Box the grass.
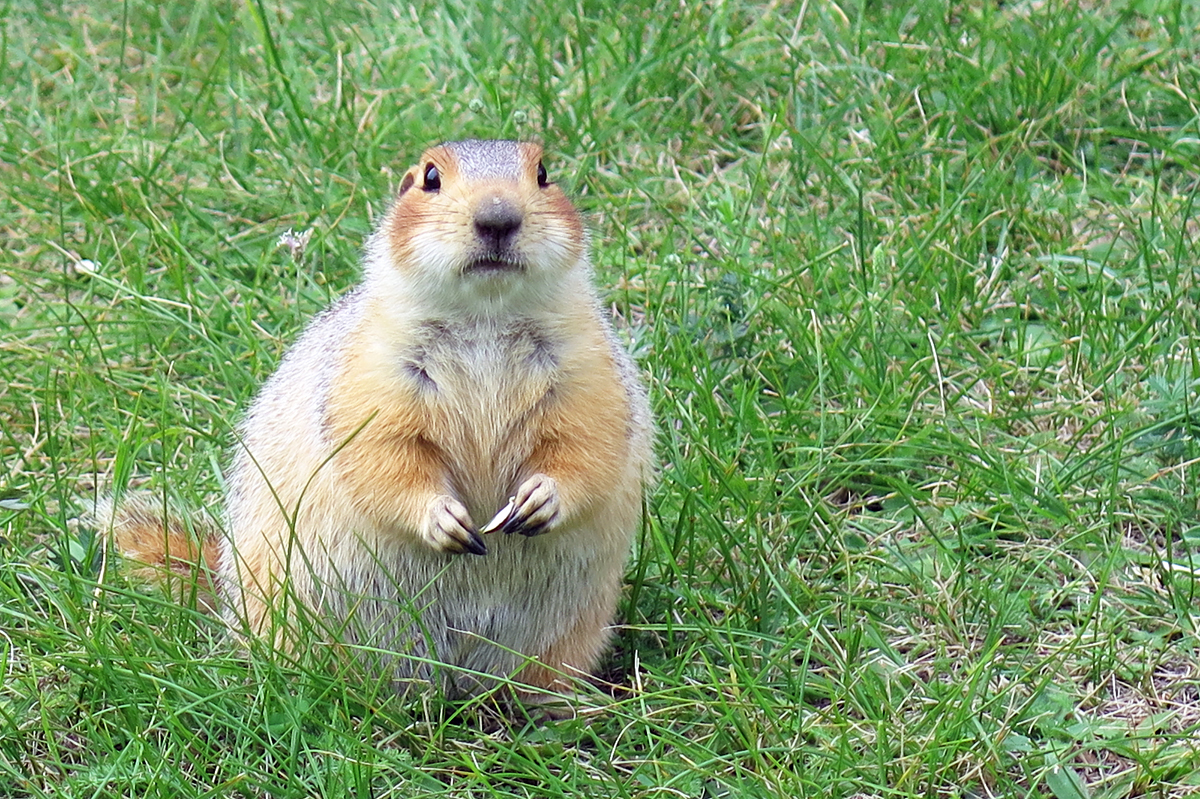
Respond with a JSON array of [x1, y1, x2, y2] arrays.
[[2, 0, 1199, 795]]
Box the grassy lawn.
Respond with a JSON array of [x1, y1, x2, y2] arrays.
[[3, 0, 1199, 796]]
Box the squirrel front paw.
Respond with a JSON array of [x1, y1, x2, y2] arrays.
[[480, 473, 561, 537], [423, 495, 487, 555]]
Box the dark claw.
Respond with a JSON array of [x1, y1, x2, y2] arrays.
[[463, 529, 489, 555], [503, 518, 549, 538]]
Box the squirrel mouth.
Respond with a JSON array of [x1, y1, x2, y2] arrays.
[[464, 256, 525, 275]]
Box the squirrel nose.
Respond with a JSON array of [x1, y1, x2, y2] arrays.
[[474, 195, 523, 251]]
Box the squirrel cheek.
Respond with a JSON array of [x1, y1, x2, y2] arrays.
[[530, 218, 584, 271], [404, 229, 469, 281]]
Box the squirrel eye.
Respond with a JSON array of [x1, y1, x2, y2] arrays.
[[423, 163, 441, 191], [536, 161, 548, 187]]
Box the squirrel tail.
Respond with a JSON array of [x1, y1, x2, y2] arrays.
[[92, 492, 221, 614]]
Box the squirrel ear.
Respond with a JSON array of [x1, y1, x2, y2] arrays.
[[398, 172, 415, 196]]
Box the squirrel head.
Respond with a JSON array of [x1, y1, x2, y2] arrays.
[[369, 140, 588, 317]]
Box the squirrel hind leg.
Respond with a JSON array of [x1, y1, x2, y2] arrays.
[[91, 491, 221, 613], [510, 609, 616, 719]]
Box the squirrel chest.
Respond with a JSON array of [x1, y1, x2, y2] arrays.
[[332, 314, 576, 528]]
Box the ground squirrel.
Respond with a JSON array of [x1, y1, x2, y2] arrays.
[[101, 139, 654, 707]]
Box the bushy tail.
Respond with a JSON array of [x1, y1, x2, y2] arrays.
[[92, 492, 221, 614]]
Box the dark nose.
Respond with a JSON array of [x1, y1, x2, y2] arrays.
[[474, 196, 523, 251]]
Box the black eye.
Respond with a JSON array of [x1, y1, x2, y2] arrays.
[[536, 161, 548, 187], [423, 163, 441, 191]]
